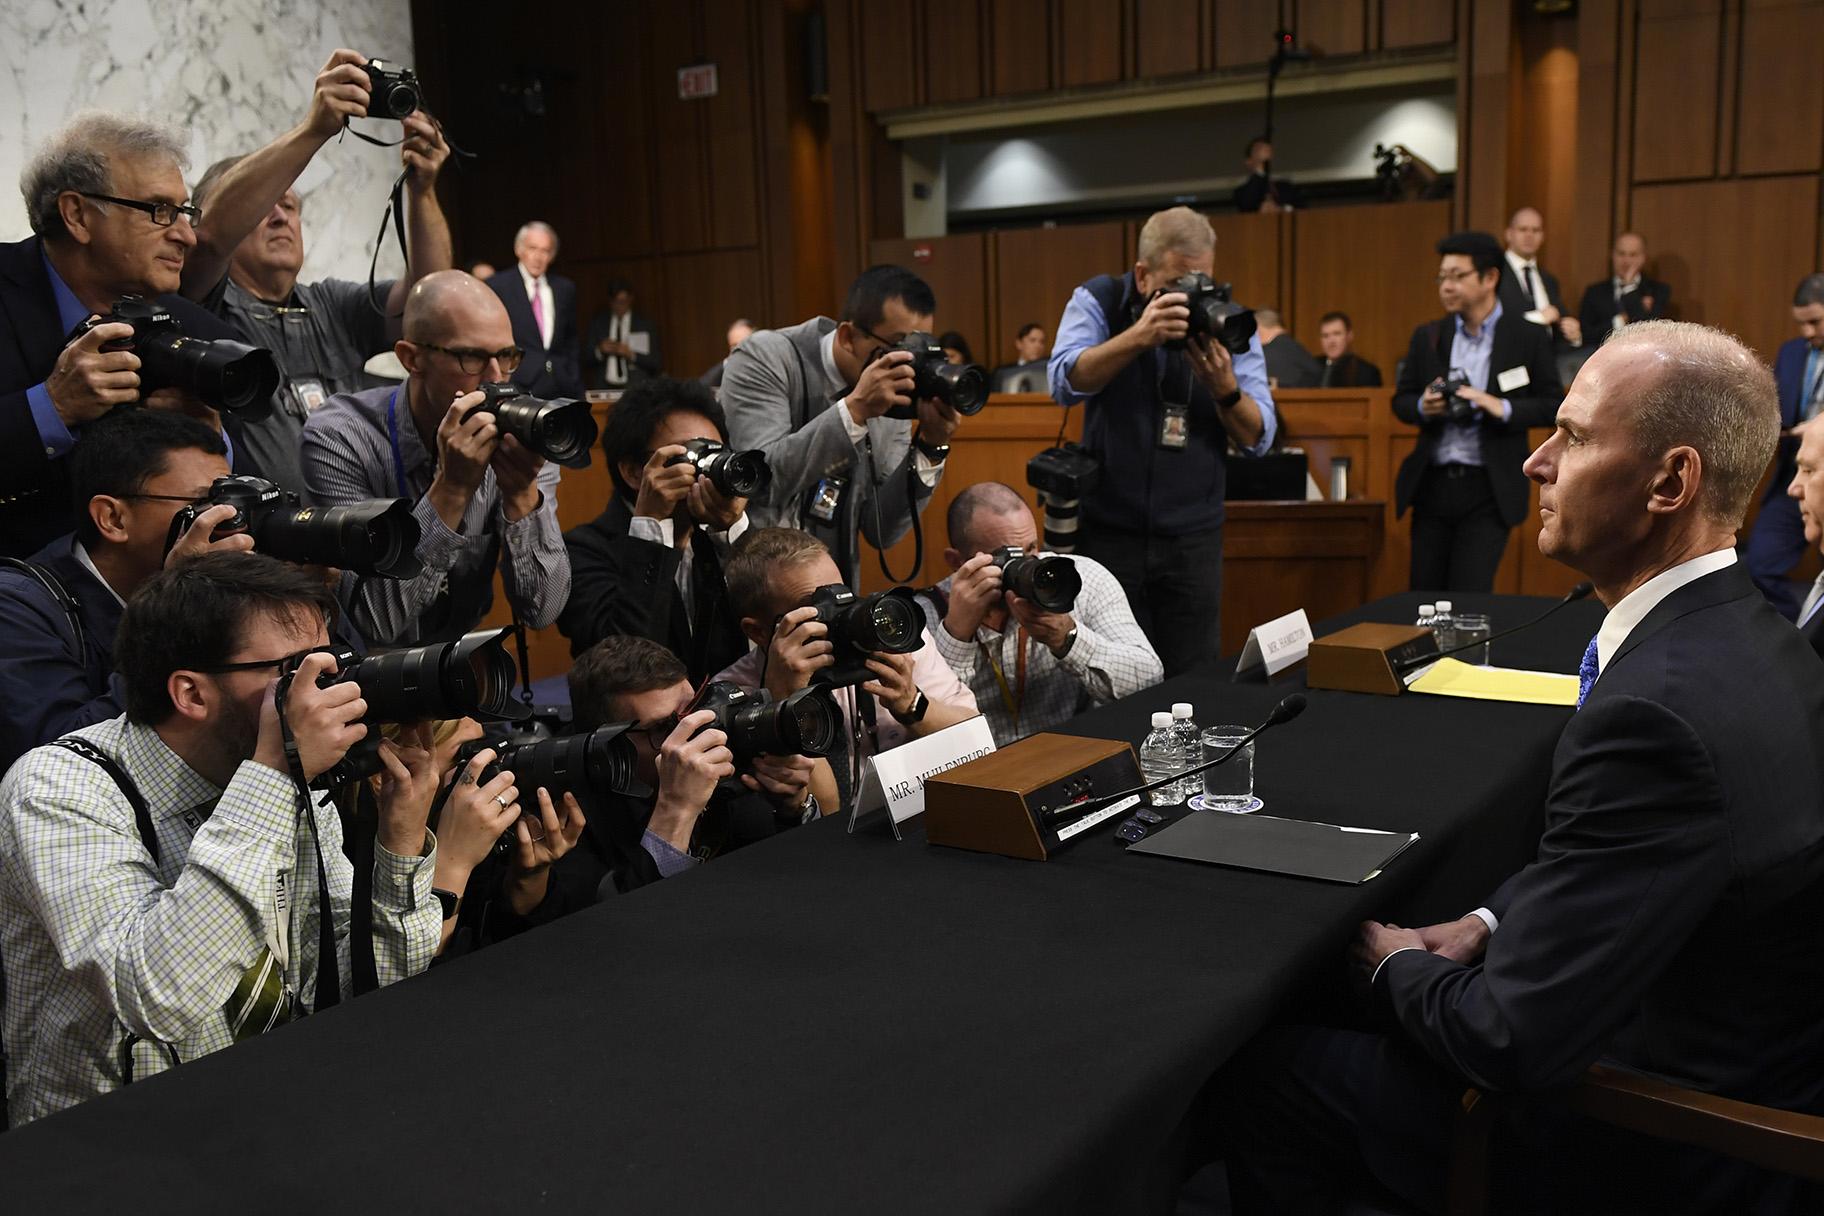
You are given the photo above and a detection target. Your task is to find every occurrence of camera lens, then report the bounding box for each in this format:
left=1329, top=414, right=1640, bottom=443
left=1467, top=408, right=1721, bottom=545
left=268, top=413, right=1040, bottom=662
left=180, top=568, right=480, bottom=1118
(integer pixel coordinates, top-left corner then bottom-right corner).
left=340, top=628, right=528, bottom=724
left=491, top=725, right=640, bottom=800
left=1003, top=553, right=1082, bottom=613
left=705, top=448, right=771, bottom=498
left=863, top=593, right=922, bottom=653
left=489, top=394, right=598, bottom=468
left=139, top=334, right=279, bottom=417
left=778, top=687, right=842, bottom=757
left=927, top=361, right=989, bottom=415
left=258, top=499, right=424, bottom=579
left=385, top=82, right=419, bottom=118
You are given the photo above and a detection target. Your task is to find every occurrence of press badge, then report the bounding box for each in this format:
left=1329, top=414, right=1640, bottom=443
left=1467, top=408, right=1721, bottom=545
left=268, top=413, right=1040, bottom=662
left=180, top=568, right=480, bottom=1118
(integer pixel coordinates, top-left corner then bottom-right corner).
left=807, top=475, right=847, bottom=522
left=289, top=377, right=328, bottom=416
left=1496, top=366, right=1531, bottom=393
left=1158, top=402, right=1191, bottom=450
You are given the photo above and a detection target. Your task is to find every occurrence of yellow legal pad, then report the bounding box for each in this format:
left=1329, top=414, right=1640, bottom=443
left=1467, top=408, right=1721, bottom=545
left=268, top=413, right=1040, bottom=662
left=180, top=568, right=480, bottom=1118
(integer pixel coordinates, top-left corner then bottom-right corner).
left=1406, top=658, right=1580, bottom=707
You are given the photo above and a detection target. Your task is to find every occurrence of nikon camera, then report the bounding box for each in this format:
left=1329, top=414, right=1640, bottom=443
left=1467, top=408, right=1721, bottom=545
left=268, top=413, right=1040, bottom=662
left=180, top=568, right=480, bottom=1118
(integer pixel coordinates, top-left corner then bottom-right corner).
left=163, top=475, right=422, bottom=579
left=76, top=296, right=279, bottom=417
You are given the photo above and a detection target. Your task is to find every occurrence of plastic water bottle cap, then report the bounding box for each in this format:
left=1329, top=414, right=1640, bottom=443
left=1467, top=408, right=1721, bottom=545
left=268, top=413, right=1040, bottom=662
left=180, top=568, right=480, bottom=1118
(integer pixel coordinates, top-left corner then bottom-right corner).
left=1419, top=603, right=1436, bottom=616
left=1435, top=600, right=1453, bottom=613
left=1151, top=712, right=1173, bottom=729
left=1172, top=702, right=1193, bottom=718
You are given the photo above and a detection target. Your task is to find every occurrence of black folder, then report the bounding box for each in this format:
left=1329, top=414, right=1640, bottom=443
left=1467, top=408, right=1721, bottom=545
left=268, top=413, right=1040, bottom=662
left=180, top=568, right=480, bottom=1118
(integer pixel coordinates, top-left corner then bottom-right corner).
left=1126, top=810, right=1419, bottom=884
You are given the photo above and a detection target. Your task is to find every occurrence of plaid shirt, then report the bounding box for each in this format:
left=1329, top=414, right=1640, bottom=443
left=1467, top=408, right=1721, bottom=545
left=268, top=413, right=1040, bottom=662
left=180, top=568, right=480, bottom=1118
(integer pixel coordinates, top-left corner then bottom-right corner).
left=918, top=554, right=1163, bottom=746
left=0, top=717, right=439, bottom=1124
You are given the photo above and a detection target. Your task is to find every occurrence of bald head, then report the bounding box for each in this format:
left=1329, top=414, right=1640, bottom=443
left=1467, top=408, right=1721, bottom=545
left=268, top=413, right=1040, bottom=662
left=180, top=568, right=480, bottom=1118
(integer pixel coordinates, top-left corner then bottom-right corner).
left=403, top=270, right=509, bottom=346
left=947, top=481, right=1033, bottom=552
left=1612, top=232, right=1648, bottom=282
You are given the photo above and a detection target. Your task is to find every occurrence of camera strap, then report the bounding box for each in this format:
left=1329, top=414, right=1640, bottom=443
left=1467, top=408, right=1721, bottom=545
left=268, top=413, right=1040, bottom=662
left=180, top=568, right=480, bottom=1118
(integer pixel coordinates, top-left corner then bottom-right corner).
left=862, top=435, right=925, bottom=585
left=274, top=669, right=342, bottom=1012
left=385, top=390, right=414, bottom=499
left=347, top=112, right=476, bottom=319
left=348, top=782, right=380, bottom=996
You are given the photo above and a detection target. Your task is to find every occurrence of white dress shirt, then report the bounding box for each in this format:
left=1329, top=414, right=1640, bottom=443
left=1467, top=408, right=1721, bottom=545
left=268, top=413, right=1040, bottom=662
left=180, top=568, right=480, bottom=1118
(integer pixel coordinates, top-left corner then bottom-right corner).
left=1504, top=249, right=1550, bottom=317
left=519, top=264, right=554, bottom=350
left=821, top=329, right=945, bottom=488
left=627, top=512, right=751, bottom=629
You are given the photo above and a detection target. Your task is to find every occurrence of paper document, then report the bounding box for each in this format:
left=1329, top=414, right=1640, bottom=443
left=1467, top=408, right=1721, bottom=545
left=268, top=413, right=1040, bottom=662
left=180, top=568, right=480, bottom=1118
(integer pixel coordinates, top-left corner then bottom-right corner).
left=1408, top=658, right=1579, bottom=706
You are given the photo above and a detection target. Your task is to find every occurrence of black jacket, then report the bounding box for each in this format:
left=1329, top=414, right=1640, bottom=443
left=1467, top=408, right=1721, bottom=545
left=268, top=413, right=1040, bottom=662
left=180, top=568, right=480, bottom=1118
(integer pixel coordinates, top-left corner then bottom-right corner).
left=1391, top=310, right=1562, bottom=527
left=1319, top=353, right=1382, bottom=388
left=585, top=308, right=662, bottom=390
left=1495, top=258, right=1565, bottom=327
left=0, top=537, right=124, bottom=775
left=1804, top=599, right=1824, bottom=660
left=556, top=495, right=749, bottom=685
left=488, top=267, right=584, bottom=399
left=1576, top=276, right=1671, bottom=350
left=1262, top=333, right=1321, bottom=389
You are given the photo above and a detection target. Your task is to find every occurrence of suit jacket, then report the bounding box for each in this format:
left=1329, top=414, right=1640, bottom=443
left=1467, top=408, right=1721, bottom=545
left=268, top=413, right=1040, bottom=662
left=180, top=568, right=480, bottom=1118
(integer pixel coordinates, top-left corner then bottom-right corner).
left=1765, top=337, right=1819, bottom=504
left=555, top=494, right=748, bottom=685
left=1379, top=564, right=1824, bottom=1116
left=1391, top=311, right=1563, bottom=526
left=488, top=267, right=584, bottom=399
left=1804, top=601, right=1824, bottom=659
left=585, top=308, right=662, bottom=390
left=1318, top=353, right=1382, bottom=388
left=1496, top=258, right=1565, bottom=329
left=1262, top=333, right=1322, bottom=389
left=1576, top=276, right=1671, bottom=350
left=0, top=236, right=263, bottom=558
left=0, top=537, right=125, bottom=776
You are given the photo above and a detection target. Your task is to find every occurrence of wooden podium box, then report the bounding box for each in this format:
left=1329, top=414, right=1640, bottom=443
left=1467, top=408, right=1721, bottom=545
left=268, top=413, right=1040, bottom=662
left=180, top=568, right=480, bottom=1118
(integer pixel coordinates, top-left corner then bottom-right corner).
left=924, top=733, right=1141, bottom=861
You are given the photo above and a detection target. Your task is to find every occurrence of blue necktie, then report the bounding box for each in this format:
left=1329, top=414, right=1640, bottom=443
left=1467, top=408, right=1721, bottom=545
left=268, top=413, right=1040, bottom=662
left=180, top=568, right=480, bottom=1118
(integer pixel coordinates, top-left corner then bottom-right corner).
left=1576, top=636, right=1600, bottom=709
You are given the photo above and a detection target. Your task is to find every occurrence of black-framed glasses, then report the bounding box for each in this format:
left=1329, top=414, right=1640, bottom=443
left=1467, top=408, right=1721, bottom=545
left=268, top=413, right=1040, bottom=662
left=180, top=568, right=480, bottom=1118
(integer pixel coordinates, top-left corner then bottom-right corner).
left=855, top=324, right=907, bottom=354
left=80, top=192, right=201, bottom=228
left=195, top=645, right=333, bottom=676
left=417, top=342, right=524, bottom=375
left=120, top=492, right=212, bottom=507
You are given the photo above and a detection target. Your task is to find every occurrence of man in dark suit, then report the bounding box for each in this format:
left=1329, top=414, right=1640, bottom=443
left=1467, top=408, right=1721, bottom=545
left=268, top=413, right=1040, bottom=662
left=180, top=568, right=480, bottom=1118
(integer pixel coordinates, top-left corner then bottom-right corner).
left=1744, top=274, right=1824, bottom=618
left=1575, top=232, right=1671, bottom=352
left=1232, top=137, right=1303, bottom=213
left=586, top=279, right=663, bottom=392
left=1314, top=311, right=1382, bottom=386
left=487, top=220, right=583, bottom=399
left=556, top=376, right=751, bottom=684
left=1498, top=206, right=1576, bottom=345
left=1255, top=308, right=1321, bottom=389
left=3, top=112, right=261, bottom=558
left=1786, top=419, right=1824, bottom=656
left=1393, top=231, right=1562, bottom=591
left=1217, top=320, right=1824, bottom=1215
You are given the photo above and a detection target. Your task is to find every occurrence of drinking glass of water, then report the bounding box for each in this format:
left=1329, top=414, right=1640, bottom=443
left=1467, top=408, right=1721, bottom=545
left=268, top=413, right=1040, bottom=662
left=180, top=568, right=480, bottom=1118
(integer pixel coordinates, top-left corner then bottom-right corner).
left=1454, top=613, right=1492, bottom=665
left=1201, top=726, right=1255, bottom=812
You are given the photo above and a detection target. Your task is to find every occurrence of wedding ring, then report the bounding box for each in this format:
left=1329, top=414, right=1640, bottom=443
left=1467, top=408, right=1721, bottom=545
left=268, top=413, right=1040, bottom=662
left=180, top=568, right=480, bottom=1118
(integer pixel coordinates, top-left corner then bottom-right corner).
left=495, top=794, right=511, bottom=808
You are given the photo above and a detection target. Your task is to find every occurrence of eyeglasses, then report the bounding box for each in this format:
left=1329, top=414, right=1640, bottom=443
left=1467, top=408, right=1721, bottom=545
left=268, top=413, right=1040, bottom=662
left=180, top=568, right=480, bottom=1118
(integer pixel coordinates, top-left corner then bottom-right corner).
left=1435, top=269, right=1479, bottom=285
left=80, top=192, right=202, bottom=229
left=120, top=492, right=212, bottom=507
left=194, top=650, right=317, bottom=675
left=417, top=343, right=525, bottom=375
left=855, top=324, right=909, bottom=353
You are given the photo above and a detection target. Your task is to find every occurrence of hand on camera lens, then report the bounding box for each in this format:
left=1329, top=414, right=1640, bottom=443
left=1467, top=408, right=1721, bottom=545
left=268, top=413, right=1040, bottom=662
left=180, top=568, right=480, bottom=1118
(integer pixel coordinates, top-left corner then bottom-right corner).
left=1184, top=334, right=1238, bottom=399
left=47, top=322, right=140, bottom=428
left=847, top=349, right=916, bottom=423
left=254, top=652, right=366, bottom=782
left=307, top=50, right=373, bottom=141
left=437, top=748, right=521, bottom=875
left=435, top=392, right=497, bottom=494
left=490, top=433, right=544, bottom=522
left=512, top=787, right=586, bottom=875
left=399, top=111, right=449, bottom=189
left=766, top=607, right=834, bottom=699
left=374, top=727, right=440, bottom=857
left=914, top=396, right=961, bottom=445
left=1135, top=291, right=1191, bottom=348
left=1006, top=594, right=1073, bottom=653
left=861, top=652, right=919, bottom=718
left=942, top=552, right=1002, bottom=641
left=686, top=475, right=746, bottom=531
left=741, top=753, right=815, bottom=810
left=165, top=503, right=255, bottom=570
left=656, top=709, right=735, bottom=822
left=633, top=444, right=696, bottom=521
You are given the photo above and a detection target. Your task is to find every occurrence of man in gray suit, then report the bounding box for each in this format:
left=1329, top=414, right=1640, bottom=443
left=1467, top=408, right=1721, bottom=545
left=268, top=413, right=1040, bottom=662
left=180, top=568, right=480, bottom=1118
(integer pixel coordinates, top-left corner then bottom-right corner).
left=719, top=265, right=963, bottom=588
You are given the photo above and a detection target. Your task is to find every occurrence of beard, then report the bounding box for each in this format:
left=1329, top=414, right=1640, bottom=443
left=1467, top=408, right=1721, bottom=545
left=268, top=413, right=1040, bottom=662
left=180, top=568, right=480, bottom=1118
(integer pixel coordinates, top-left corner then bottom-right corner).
left=214, top=691, right=264, bottom=773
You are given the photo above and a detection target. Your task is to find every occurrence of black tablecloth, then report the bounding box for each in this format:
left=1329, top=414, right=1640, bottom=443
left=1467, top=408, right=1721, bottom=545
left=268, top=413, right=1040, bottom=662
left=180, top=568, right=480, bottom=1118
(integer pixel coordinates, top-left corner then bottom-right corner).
left=0, top=592, right=1604, bottom=1214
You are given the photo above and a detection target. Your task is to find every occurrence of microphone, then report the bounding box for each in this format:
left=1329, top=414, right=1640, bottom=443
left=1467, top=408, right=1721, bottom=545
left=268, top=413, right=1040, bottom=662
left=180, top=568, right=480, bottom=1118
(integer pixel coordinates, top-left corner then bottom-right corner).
left=1042, top=695, right=1308, bottom=830
left=1394, top=582, right=1595, bottom=675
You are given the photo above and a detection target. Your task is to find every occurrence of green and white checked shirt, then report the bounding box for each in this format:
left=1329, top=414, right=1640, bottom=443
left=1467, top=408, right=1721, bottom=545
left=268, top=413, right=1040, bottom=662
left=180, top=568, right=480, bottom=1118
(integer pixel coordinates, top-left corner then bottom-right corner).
left=0, top=717, right=440, bottom=1124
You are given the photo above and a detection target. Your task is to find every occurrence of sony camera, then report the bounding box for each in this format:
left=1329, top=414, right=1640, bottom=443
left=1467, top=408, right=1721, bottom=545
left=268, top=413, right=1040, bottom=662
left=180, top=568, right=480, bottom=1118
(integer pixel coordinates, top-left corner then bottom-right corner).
left=164, top=475, right=423, bottom=579
left=363, top=58, right=422, bottom=119
left=1429, top=367, right=1477, bottom=424
left=683, top=681, right=843, bottom=761
left=666, top=438, right=771, bottom=499
left=1156, top=273, right=1257, bottom=355
left=76, top=296, right=279, bottom=416
left=991, top=546, right=1081, bottom=614
left=806, top=583, right=925, bottom=687
left=474, top=382, right=598, bottom=469
left=1026, top=442, right=1102, bottom=554
left=454, top=722, right=647, bottom=807
left=881, top=331, right=989, bottom=419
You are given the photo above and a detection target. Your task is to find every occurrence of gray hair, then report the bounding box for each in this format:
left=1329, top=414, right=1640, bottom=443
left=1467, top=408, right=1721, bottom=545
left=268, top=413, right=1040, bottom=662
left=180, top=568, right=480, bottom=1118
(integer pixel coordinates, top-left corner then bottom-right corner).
left=1792, top=273, right=1824, bottom=309
left=1255, top=308, right=1284, bottom=330
left=1136, top=206, right=1214, bottom=268
left=1603, top=320, right=1780, bottom=527
left=514, top=220, right=559, bottom=252
left=21, top=110, right=188, bottom=241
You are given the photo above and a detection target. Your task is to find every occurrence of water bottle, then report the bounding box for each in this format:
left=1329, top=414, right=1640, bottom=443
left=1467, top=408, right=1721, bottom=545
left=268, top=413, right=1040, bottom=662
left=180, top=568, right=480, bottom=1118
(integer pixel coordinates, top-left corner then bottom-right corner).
left=1416, top=602, right=1437, bottom=631
left=1170, top=702, right=1200, bottom=803
left=1140, top=712, right=1183, bottom=806
left=1433, top=599, right=1459, bottom=652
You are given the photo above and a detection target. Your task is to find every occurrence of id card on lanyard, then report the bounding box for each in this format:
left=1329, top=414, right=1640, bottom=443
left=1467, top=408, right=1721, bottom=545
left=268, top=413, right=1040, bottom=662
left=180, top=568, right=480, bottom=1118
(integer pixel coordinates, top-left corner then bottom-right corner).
left=978, top=627, right=1029, bottom=731
left=385, top=390, right=414, bottom=499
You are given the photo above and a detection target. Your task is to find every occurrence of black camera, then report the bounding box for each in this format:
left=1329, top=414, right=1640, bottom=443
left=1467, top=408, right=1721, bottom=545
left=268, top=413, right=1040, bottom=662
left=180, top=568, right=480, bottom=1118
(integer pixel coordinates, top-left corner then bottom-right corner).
left=474, top=382, right=597, bottom=469
left=806, top=583, right=925, bottom=686
left=991, top=546, right=1081, bottom=614
left=881, top=331, right=989, bottom=419
left=684, top=681, right=843, bottom=760
left=163, top=475, right=423, bottom=579
left=1430, top=368, right=1477, bottom=424
left=76, top=296, right=278, bottom=417
left=1026, top=443, right=1102, bottom=554
left=666, top=438, right=770, bottom=498
left=454, top=722, right=646, bottom=806
left=1157, top=273, right=1257, bottom=355
left=362, top=58, right=422, bottom=119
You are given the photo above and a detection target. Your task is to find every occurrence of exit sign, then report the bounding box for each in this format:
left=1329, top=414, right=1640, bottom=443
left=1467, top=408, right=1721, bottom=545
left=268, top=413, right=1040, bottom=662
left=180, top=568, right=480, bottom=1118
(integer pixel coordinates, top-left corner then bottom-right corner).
left=677, top=63, right=719, bottom=99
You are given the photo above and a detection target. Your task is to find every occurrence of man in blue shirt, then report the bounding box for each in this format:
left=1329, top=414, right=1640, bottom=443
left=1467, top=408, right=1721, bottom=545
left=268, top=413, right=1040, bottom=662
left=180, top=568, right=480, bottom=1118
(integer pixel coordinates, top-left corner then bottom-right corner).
left=1743, top=273, right=1824, bottom=619
left=1047, top=206, right=1278, bottom=675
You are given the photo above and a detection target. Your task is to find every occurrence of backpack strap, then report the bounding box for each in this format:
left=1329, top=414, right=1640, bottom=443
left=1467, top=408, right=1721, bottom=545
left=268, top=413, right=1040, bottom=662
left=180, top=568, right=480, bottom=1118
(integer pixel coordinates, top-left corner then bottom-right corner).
left=0, top=558, right=86, bottom=659
left=48, top=737, right=158, bottom=867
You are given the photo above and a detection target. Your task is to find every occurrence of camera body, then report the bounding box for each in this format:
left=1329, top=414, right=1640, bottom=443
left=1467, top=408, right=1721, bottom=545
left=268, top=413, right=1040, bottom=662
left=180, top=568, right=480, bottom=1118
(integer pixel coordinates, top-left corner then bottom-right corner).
left=882, top=331, right=989, bottom=419
left=164, top=475, right=423, bottom=579
left=665, top=437, right=771, bottom=499
left=363, top=58, right=422, bottom=119
left=1025, top=443, right=1102, bottom=554
left=473, top=382, right=598, bottom=468
left=77, top=296, right=278, bottom=417
left=990, top=545, right=1082, bottom=614
left=684, top=681, right=842, bottom=761
left=1430, top=368, right=1477, bottom=424
left=1156, top=273, right=1257, bottom=355
left=454, top=722, right=647, bottom=812
left=806, top=583, right=925, bottom=687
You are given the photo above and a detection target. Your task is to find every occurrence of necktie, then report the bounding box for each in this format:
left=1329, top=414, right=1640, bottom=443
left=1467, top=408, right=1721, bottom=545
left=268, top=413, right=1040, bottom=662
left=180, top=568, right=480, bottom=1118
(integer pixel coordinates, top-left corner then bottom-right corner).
left=1524, top=264, right=1540, bottom=307
left=530, top=282, right=546, bottom=342
left=1575, top=635, right=1600, bottom=709
left=1320, top=359, right=1334, bottom=388
left=1804, top=350, right=1824, bottom=422
left=1800, top=573, right=1824, bottom=627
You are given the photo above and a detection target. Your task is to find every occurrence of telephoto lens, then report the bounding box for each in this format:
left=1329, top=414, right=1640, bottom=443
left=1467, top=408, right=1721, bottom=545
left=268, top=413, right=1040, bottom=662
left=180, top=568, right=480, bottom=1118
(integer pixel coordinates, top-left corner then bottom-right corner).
left=161, top=476, right=422, bottom=579
left=81, top=296, right=279, bottom=417
left=884, top=331, right=990, bottom=418
left=1161, top=273, right=1257, bottom=355
left=991, top=545, right=1082, bottom=613
left=666, top=438, right=771, bottom=498
left=454, top=723, right=646, bottom=804
left=686, top=681, right=843, bottom=760
left=806, top=583, right=925, bottom=687
left=475, top=382, right=598, bottom=468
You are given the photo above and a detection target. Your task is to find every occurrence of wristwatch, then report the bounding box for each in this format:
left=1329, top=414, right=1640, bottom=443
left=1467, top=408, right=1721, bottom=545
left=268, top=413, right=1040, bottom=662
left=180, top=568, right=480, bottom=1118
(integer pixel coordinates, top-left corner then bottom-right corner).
left=890, top=688, right=930, bottom=725
left=1215, top=387, right=1244, bottom=409
left=913, top=435, right=951, bottom=463
left=1052, top=625, right=1079, bottom=659
left=432, top=887, right=461, bottom=920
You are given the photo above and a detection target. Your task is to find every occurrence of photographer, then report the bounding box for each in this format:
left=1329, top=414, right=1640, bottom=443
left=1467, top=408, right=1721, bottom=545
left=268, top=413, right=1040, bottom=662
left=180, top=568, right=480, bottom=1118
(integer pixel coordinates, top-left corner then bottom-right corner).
left=0, top=552, right=442, bottom=1124
left=2, top=111, right=271, bottom=559
left=1393, top=231, right=1561, bottom=592
left=717, top=529, right=977, bottom=802
left=915, top=483, right=1160, bottom=746
left=557, top=376, right=750, bottom=683
left=299, top=270, right=569, bottom=645
left=720, top=266, right=960, bottom=589
left=183, top=49, right=453, bottom=499
left=1047, top=206, right=1277, bottom=675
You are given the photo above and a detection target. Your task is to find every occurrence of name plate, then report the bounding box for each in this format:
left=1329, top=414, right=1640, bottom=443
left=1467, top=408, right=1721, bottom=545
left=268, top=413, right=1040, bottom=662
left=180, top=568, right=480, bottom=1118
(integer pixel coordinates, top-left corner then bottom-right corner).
left=854, top=715, right=997, bottom=827
left=1236, top=608, right=1312, bottom=677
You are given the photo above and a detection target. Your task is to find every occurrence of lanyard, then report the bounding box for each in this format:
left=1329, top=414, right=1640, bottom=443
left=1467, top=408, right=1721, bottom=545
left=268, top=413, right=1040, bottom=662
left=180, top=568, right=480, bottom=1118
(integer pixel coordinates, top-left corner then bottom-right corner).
left=978, top=627, right=1029, bottom=731
left=385, top=389, right=412, bottom=500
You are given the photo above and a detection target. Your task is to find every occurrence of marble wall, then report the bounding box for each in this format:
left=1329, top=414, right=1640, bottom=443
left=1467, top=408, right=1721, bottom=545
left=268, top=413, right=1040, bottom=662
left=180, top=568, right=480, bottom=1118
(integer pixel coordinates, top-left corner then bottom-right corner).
left=0, top=0, right=415, bottom=282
